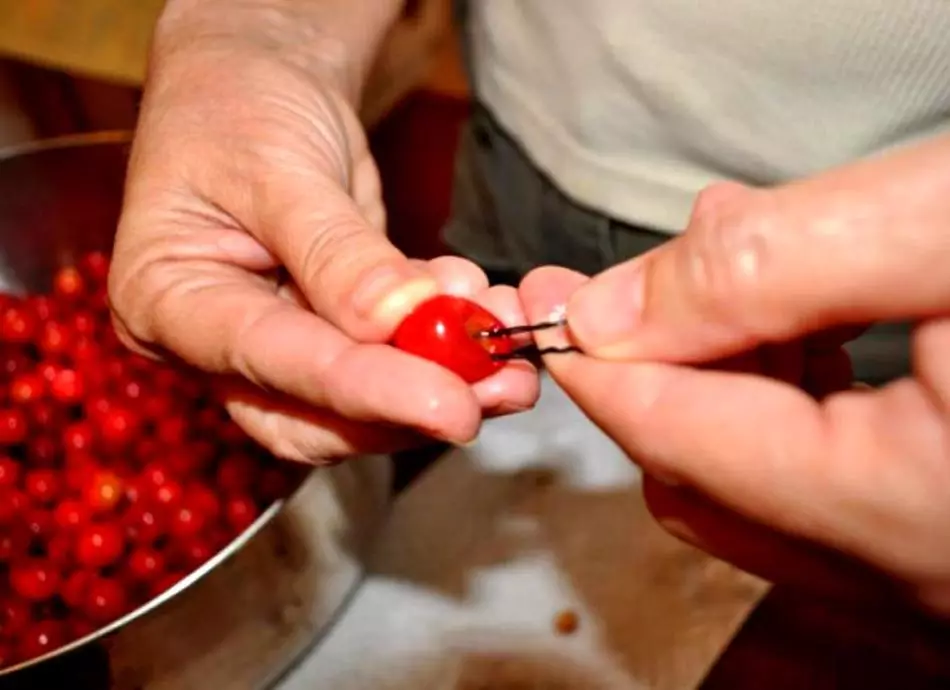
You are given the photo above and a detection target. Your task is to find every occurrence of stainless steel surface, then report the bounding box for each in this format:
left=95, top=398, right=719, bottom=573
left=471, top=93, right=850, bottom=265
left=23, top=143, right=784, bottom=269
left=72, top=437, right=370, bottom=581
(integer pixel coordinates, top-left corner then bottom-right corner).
left=0, top=133, right=394, bottom=678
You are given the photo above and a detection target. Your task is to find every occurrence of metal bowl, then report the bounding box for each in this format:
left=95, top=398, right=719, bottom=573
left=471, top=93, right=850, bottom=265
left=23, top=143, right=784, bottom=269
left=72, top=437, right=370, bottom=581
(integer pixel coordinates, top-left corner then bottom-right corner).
left=0, top=132, right=393, bottom=678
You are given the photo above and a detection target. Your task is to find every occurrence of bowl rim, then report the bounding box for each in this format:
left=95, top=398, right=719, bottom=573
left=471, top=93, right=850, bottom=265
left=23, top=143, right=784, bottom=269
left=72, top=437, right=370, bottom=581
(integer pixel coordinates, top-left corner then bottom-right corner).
left=0, top=131, right=320, bottom=677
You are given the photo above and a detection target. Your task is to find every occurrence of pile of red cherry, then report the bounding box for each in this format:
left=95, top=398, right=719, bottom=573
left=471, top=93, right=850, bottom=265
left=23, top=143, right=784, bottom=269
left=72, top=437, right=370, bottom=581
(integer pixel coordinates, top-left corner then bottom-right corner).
left=0, top=251, right=307, bottom=669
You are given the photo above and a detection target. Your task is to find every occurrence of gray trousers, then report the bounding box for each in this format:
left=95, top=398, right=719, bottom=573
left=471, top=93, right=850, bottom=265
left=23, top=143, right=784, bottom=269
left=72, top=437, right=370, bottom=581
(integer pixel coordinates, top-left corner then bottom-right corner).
left=441, top=103, right=912, bottom=385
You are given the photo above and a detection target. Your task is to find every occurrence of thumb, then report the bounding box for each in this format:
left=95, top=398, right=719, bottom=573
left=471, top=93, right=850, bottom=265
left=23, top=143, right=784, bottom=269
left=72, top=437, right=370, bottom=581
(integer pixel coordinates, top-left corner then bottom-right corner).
left=565, top=138, right=950, bottom=362
left=260, top=174, right=439, bottom=342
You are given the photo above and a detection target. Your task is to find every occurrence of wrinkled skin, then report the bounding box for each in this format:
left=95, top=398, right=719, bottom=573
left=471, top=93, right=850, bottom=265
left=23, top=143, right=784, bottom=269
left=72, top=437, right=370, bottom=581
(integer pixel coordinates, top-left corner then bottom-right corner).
left=108, top=43, right=539, bottom=465
left=520, top=150, right=950, bottom=618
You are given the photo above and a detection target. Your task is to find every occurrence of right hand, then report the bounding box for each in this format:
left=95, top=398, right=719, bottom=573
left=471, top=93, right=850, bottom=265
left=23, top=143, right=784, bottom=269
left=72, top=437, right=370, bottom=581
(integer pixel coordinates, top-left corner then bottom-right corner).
left=108, top=35, right=539, bottom=465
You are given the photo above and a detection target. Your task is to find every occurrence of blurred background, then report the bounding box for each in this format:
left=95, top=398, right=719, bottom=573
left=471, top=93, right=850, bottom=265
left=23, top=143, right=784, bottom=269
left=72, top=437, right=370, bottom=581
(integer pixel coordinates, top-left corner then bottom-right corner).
left=0, top=0, right=465, bottom=261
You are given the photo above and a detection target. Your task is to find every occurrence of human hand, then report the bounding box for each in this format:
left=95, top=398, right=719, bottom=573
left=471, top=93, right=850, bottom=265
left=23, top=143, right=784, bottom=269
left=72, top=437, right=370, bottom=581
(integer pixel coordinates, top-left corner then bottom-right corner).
left=108, top=24, right=538, bottom=464
left=519, top=137, right=950, bottom=616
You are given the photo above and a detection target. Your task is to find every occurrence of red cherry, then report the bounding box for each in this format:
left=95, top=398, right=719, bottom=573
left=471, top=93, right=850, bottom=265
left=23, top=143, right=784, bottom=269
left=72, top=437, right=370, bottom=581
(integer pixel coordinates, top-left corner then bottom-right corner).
left=0, top=409, right=28, bottom=445
left=38, top=321, right=71, bottom=358
left=29, top=400, right=66, bottom=430
left=53, top=266, right=85, bottom=300
left=392, top=295, right=514, bottom=383
left=258, top=467, right=293, bottom=503
left=80, top=251, right=110, bottom=283
left=72, top=337, right=102, bottom=366
left=35, top=361, right=61, bottom=384
left=141, top=393, right=175, bottom=420
left=53, top=500, right=91, bottom=532
left=0, top=489, right=27, bottom=525
left=149, top=571, right=184, bottom=599
left=49, top=368, right=84, bottom=404
left=68, top=618, right=97, bottom=642
left=177, top=538, right=214, bottom=570
left=24, top=508, right=54, bottom=542
left=0, top=523, right=31, bottom=561
left=9, top=559, right=60, bottom=601
left=140, top=462, right=170, bottom=489
left=24, top=469, right=60, bottom=505
left=83, top=577, right=128, bottom=624
left=60, top=570, right=91, bottom=608
left=69, top=312, right=98, bottom=337
left=75, top=524, right=125, bottom=569
left=188, top=485, right=222, bottom=523
left=123, top=504, right=165, bottom=545
left=219, top=419, right=249, bottom=445
left=64, top=453, right=96, bottom=492
left=62, top=421, right=95, bottom=453
left=0, top=349, right=32, bottom=382
left=225, top=495, right=259, bottom=532
left=17, top=620, right=65, bottom=661
left=0, top=305, right=39, bottom=344
left=9, top=373, right=46, bottom=405
left=154, top=480, right=184, bottom=512
left=0, top=642, right=14, bottom=669
left=26, top=435, right=59, bottom=467
left=46, top=535, right=73, bottom=567
left=167, top=440, right=214, bottom=477
left=168, top=503, right=206, bottom=540
left=96, top=406, right=140, bottom=450
left=0, top=456, right=20, bottom=488
left=215, top=453, right=258, bottom=495
left=27, top=295, right=57, bottom=321
left=0, top=599, right=31, bottom=638
left=155, top=416, right=188, bottom=445
left=84, top=470, right=124, bottom=515
left=84, top=393, right=112, bottom=419
left=127, top=547, right=166, bottom=583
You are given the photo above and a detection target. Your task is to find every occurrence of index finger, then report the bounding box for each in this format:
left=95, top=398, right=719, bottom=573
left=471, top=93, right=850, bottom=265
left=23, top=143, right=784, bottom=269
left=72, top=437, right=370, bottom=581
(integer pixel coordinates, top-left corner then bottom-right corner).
left=521, top=267, right=950, bottom=584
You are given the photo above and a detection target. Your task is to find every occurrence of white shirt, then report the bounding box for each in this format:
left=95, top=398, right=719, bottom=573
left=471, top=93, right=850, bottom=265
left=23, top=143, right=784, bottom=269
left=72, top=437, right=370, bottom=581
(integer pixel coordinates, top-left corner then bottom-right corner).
left=466, top=0, right=950, bottom=232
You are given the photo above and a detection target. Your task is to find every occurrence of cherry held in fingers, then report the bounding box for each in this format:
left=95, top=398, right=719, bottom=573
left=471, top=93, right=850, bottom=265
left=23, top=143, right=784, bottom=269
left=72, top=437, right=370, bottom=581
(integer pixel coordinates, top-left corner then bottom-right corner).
left=390, top=295, right=514, bottom=384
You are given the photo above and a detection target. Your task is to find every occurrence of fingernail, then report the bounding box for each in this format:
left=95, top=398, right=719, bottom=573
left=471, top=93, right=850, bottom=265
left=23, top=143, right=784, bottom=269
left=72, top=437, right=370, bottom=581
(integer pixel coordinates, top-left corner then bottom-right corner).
left=566, top=261, right=645, bottom=353
left=351, top=264, right=439, bottom=329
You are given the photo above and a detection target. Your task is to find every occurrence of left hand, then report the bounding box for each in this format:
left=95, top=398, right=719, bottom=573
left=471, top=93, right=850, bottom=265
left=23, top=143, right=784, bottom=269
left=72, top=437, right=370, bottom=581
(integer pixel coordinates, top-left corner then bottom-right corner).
left=518, top=137, right=950, bottom=618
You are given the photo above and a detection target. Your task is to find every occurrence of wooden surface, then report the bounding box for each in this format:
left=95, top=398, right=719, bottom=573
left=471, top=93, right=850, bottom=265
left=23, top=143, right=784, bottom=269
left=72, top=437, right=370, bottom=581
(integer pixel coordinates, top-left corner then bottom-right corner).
left=701, top=587, right=950, bottom=689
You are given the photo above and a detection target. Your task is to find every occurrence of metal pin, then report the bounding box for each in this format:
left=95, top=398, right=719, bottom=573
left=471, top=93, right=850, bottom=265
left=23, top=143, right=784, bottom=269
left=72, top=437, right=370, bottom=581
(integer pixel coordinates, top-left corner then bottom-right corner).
left=491, top=343, right=580, bottom=362
left=475, top=316, right=568, bottom=340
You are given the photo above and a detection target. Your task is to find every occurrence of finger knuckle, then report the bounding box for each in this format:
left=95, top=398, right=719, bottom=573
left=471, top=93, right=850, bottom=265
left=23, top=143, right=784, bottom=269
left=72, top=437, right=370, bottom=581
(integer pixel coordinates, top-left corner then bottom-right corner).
left=681, top=191, right=773, bottom=334
left=297, top=214, right=374, bottom=298
left=106, top=248, right=165, bottom=347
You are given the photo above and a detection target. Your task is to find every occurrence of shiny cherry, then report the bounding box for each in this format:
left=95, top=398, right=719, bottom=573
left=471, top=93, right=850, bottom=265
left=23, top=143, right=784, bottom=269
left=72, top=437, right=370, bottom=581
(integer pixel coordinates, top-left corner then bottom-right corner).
left=83, top=577, right=128, bottom=624
left=9, top=373, right=45, bottom=405
left=96, top=406, right=140, bottom=449
left=9, top=559, right=60, bottom=601
left=127, top=547, right=166, bottom=583
left=53, top=500, right=91, bottom=532
left=49, top=368, right=84, bottom=404
left=60, top=571, right=91, bottom=609
left=17, top=620, right=65, bottom=661
left=225, top=495, right=259, bottom=532
left=75, top=524, right=125, bottom=569
left=53, top=266, right=85, bottom=300
left=390, top=295, right=513, bottom=383
left=0, top=305, right=39, bottom=344
left=0, top=409, right=27, bottom=445
left=0, top=456, right=20, bottom=488
left=84, top=470, right=124, bottom=515
left=24, top=469, right=60, bottom=505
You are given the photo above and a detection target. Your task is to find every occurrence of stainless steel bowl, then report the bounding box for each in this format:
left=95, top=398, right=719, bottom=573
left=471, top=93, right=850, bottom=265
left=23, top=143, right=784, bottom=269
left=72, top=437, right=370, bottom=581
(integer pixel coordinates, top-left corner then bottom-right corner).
left=0, top=132, right=393, bottom=679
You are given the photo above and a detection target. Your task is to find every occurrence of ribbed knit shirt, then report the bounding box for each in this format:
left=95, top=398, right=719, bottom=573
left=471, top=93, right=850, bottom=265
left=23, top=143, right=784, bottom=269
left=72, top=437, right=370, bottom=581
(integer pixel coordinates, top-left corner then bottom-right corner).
left=465, top=0, right=950, bottom=233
